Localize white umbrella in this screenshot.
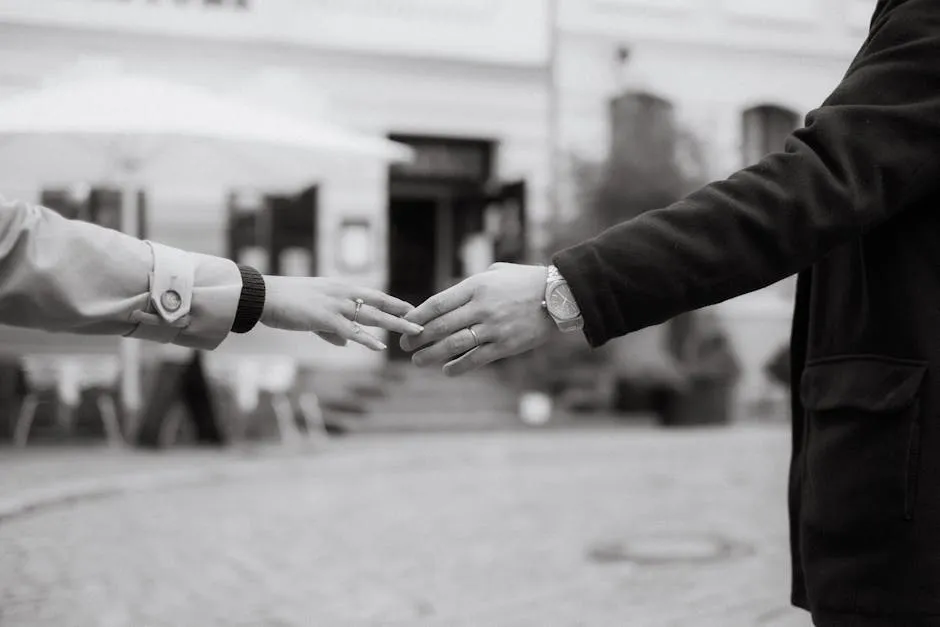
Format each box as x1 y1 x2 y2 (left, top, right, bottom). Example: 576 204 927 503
0 74 411 185
0 73 413 423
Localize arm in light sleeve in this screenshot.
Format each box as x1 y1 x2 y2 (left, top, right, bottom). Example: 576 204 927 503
0 196 242 350
553 0 940 347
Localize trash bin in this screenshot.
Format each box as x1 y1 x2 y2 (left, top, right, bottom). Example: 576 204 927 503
660 374 735 427
661 312 740 427
607 322 686 419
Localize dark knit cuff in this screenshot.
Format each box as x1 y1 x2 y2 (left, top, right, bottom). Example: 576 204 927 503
231 265 266 334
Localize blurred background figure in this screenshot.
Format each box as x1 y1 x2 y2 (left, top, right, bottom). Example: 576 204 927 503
135 347 222 448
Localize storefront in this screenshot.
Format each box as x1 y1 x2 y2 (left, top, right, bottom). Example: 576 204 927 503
0 0 551 371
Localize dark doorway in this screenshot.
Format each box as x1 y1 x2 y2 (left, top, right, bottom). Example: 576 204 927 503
388 196 439 360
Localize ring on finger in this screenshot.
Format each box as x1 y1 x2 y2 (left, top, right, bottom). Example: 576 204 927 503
352 298 365 324
467 325 481 348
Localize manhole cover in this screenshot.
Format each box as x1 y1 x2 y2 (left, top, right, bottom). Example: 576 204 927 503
587 533 752 565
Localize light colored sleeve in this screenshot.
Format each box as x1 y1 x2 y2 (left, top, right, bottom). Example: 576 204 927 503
0 195 243 350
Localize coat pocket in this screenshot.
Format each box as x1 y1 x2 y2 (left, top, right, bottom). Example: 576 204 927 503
801 356 927 535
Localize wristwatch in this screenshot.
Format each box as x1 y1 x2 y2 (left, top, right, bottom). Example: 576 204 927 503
543 265 584 333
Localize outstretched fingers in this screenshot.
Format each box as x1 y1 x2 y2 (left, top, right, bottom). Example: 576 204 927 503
339 299 424 336
348 287 415 318
404 281 475 327
443 343 504 377
400 306 479 352
327 315 387 351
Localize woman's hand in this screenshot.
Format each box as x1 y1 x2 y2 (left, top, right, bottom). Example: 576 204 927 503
260 276 423 351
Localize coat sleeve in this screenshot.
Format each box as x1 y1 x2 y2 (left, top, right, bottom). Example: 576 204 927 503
553 0 940 347
0 196 242 350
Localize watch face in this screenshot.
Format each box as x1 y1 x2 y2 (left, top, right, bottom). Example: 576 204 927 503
546 283 581 320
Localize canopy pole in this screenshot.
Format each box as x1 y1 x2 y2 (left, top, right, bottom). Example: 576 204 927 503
119 178 143 440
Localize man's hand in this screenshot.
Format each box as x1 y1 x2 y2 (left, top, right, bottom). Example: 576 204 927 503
400 263 557 376
260 276 424 351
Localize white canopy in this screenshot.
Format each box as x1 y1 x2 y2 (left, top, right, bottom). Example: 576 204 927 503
0 74 411 179
0 73 412 419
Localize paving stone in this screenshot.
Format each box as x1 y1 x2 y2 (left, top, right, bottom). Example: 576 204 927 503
0 426 811 626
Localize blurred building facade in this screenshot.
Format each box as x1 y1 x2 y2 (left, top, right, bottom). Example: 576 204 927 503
0 0 871 395
553 0 870 413
0 0 550 370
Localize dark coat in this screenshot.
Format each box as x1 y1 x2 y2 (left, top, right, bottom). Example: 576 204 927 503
554 1 940 624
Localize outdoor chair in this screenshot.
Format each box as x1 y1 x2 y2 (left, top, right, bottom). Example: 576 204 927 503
202 355 324 444
14 354 123 448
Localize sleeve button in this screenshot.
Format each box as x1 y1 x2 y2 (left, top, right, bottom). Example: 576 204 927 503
161 290 182 313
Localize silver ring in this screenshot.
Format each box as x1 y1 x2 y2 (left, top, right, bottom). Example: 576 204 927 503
353 298 364 324
467 326 481 348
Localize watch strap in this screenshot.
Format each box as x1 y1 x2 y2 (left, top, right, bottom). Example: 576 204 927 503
557 317 585 332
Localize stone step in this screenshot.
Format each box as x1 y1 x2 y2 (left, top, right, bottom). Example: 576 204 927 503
334 410 522 434
368 398 516 415
371 373 506 389
304 370 510 397
356 385 511 400
367 380 517 395
305 366 522 425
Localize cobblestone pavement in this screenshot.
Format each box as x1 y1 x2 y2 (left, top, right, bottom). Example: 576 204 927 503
0 426 811 627
0 444 311 520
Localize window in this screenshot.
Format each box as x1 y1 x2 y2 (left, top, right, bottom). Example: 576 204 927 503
741 105 800 166
487 180 527 265
227 186 317 277
609 91 676 170
40 184 147 238
741 104 801 301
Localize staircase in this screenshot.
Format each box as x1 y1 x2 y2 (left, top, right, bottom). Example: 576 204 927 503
322 363 522 434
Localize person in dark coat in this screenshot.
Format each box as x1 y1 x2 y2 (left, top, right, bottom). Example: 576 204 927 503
398 1 940 623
